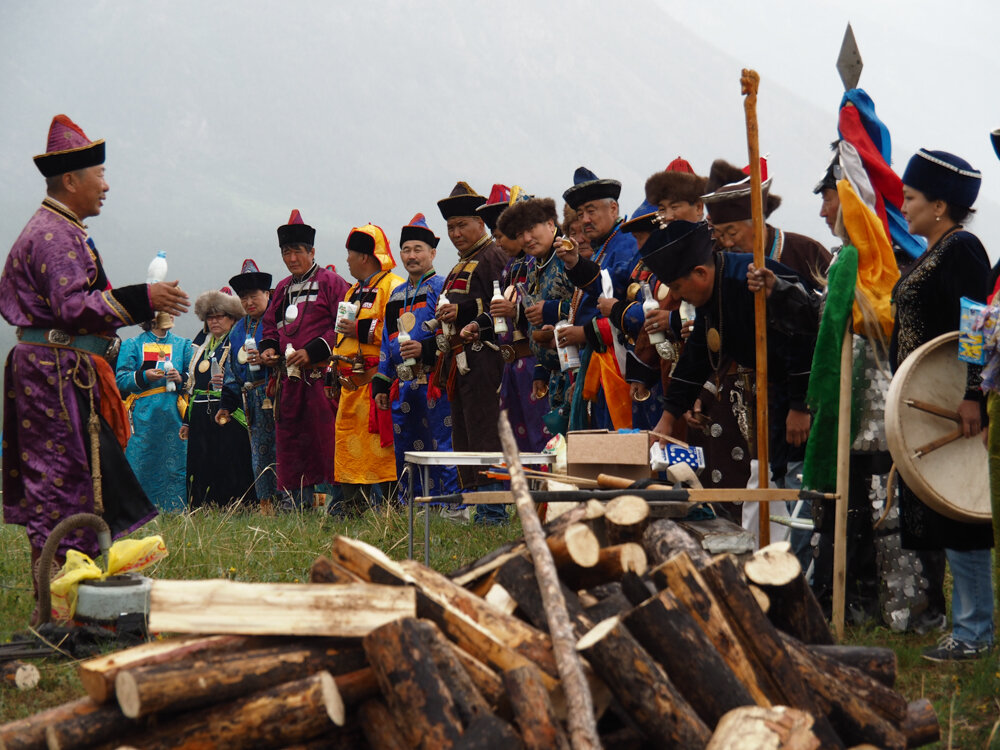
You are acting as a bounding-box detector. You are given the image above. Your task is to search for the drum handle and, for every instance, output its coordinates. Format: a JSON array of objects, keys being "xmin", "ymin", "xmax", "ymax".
[{"xmin": 874, "ymin": 463, "xmax": 898, "ymax": 531}]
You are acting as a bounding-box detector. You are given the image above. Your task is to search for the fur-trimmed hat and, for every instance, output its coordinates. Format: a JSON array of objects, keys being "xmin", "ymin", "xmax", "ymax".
[
  {"xmin": 346, "ymin": 223, "xmax": 396, "ymax": 271},
  {"xmin": 194, "ymin": 289, "xmax": 245, "ymax": 322},
  {"xmin": 34, "ymin": 114, "xmax": 105, "ymax": 178},
  {"xmin": 561, "ymin": 203, "xmax": 579, "ymax": 234},
  {"xmin": 645, "ymin": 170, "xmax": 708, "ymax": 206},
  {"xmin": 277, "ymin": 209, "xmax": 316, "ymax": 248},
  {"xmin": 400, "ymin": 213, "xmax": 440, "ymax": 248},
  {"xmin": 562, "ymin": 166, "xmax": 622, "ymax": 210},
  {"xmin": 902, "ymin": 149, "xmax": 981, "ymax": 209},
  {"xmin": 701, "ymin": 158, "xmax": 781, "ymax": 223},
  {"xmin": 496, "ymin": 197, "xmax": 558, "ymax": 240},
  {"xmin": 437, "ymin": 181, "xmax": 486, "ymax": 220}
]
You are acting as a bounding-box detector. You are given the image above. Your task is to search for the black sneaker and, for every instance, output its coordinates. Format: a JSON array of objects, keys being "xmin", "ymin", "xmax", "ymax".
[{"xmin": 921, "ymin": 634, "xmax": 990, "ymax": 663}]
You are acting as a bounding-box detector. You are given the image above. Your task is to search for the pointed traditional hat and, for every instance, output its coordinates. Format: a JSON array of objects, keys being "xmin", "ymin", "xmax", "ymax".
[
  {"xmin": 562, "ymin": 166, "xmax": 622, "ymax": 210},
  {"xmin": 229, "ymin": 258, "xmax": 273, "ymax": 296},
  {"xmin": 400, "ymin": 213, "xmax": 440, "ymax": 248},
  {"xmin": 277, "ymin": 209, "xmax": 316, "ymax": 247},
  {"xmin": 437, "ymin": 181, "xmax": 487, "ymax": 220},
  {"xmin": 33, "ymin": 114, "xmax": 105, "ymax": 177},
  {"xmin": 346, "ymin": 223, "xmax": 396, "ymax": 271}
]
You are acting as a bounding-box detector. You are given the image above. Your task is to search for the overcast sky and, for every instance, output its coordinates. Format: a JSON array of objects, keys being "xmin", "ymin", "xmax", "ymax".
[{"xmin": 2, "ymin": 0, "xmax": 998, "ymax": 342}]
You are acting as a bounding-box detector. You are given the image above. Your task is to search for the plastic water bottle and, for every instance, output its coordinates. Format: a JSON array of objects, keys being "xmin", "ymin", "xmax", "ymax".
[
  {"xmin": 210, "ymin": 354, "xmax": 222, "ymax": 385},
  {"xmin": 437, "ymin": 291, "xmax": 454, "ymax": 337},
  {"xmin": 642, "ymin": 280, "xmax": 665, "ymax": 344},
  {"xmin": 680, "ymin": 301, "xmax": 696, "ymax": 324},
  {"xmin": 146, "ymin": 251, "xmax": 167, "ymax": 285},
  {"xmin": 244, "ymin": 334, "xmax": 260, "ymax": 374},
  {"xmin": 491, "ymin": 280, "xmax": 508, "ymax": 336},
  {"xmin": 397, "ymin": 329, "xmax": 416, "ymax": 367},
  {"xmin": 285, "ymin": 343, "xmax": 301, "ymax": 379},
  {"xmin": 163, "ymin": 358, "xmax": 176, "ymax": 392}
]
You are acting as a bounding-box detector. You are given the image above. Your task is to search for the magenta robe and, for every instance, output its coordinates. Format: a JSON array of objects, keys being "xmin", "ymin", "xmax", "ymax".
[
  {"xmin": 259, "ymin": 263, "xmax": 349, "ymax": 491},
  {"xmin": 1, "ymin": 199, "xmax": 154, "ymax": 556}
]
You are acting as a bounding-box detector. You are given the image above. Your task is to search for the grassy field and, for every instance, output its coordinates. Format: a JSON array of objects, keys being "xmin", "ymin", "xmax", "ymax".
[{"xmin": 1, "ymin": 507, "xmax": 997, "ymax": 747}]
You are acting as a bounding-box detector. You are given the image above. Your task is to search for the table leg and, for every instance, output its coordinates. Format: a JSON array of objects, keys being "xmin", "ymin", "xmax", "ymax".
[
  {"xmin": 424, "ymin": 466, "xmax": 431, "ymax": 566},
  {"xmin": 407, "ymin": 462, "xmax": 414, "ymax": 560}
]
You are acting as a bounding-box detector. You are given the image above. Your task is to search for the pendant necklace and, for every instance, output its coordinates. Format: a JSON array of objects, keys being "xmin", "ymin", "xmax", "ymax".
[
  {"xmin": 285, "ymin": 265, "xmax": 318, "ymax": 325},
  {"xmin": 706, "ymin": 254, "xmax": 724, "ymax": 371}
]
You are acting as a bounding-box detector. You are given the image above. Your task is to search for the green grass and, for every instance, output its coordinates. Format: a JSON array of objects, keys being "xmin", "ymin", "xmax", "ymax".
[{"xmin": 1, "ymin": 508, "xmax": 997, "ymax": 748}]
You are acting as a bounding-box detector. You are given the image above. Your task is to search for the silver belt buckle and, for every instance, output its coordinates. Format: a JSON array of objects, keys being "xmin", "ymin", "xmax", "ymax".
[{"xmin": 47, "ymin": 330, "xmax": 72, "ymax": 346}]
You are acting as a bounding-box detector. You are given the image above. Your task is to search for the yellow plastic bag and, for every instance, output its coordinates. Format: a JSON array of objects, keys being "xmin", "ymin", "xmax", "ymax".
[{"xmin": 48, "ymin": 536, "xmax": 168, "ymax": 621}]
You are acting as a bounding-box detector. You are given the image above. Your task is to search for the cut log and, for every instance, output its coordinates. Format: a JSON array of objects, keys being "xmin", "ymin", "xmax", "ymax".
[
  {"xmin": 782, "ymin": 635, "xmax": 905, "ymax": 749},
  {"xmin": 483, "ymin": 583, "xmax": 518, "ymax": 615},
  {"xmin": 649, "ymin": 552, "xmax": 772, "ymax": 706},
  {"xmin": 581, "ymin": 590, "xmax": 633, "ymax": 625},
  {"xmin": 309, "ymin": 555, "xmax": 364, "ymax": 584},
  {"xmin": 449, "ymin": 643, "xmax": 508, "ymax": 712},
  {"xmin": 424, "ymin": 621, "xmax": 492, "ymax": 728},
  {"xmin": 678, "ymin": 516, "xmax": 756, "ymax": 556},
  {"xmin": 503, "ymin": 665, "xmax": 570, "ymax": 750},
  {"xmin": 0, "ymin": 697, "xmax": 107, "ymax": 750},
  {"xmin": 642, "ymin": 518, "xmax": 712, "ymax": 570},
  {"xmin": 493, "ymin": 553, "xmax": 592, "ymax": 636},
  {"xmin": 545, "ymin": 522, "xmax": 601, "ymax": 569},
  {"xmin": 779, "ymin": 633, "xmax": 907, "ymax": 725},
  {"xmin": 453, "ymin": 714, "xmax": 523, "ymax": 750},
  {"xmin": 108, "ymin": 671, "xmax": 344, "ymax": 750},
  {"xmin": 115, "ymin": 642, "xmax": 366, "ymax": 718},
  {"xmin": 332, "ymin": 667, "xmax": 381, "ymax": 707},
  {"xmin": 0, "ymin": 660, "xmax": 39, "ymax": 690},
  {"xmin": 35, "ymin": 698, "xmax": 139, "ymax": 750},
  {"xmin": 362, "ymin": 618, "xmax": 464, "ymax": 750},
  {"xmin": 619, "ymin": 570, "xmax": 655, "ymax": 606},
  {"xmin": 622, "ymin": 588, "xmax": 755, "ymax": 729},
  {"xmin": 448, "ymin": 500, "xmax": 605, "ymax": 589},
  {"xmin": 359, "ymin": 698, "xmax": 411, "ymax": 750},
  {"xmin": 806, "ymin": 645, "xmax": 896, "ymax": 687},
  {"xmin": 603, "ymin": 495, "xmax": 650, "ymax": 545},
  {"xmin": 560, "ymin": 543, "xmax": 647, "ymax": 591},
  {"xmin": 78, "ymin": 634, "xmax": 255, "ymax": 703},
  {"xmin": 575, "ymin": 615, "xmax": 711, "ymax": 747},
  {"xmin": 147, "ymin": 580, "xmax": 415, "ymax": 637},
  {"xmin": 330, "ymin": 535, "xmax": 414, "ymax": 585},
  {"xmin": 399, "ymin": 559, "xmax": 559, "ymax": 679},
  {"xmin": 900, "ymin": 698, "xmax": 939, "ymax": 748},
  {"xmin": 706, "ymin": 705, "xmax": 820, "ymax": 750},
  {"xmin": 744, "ymin": 544, "xmax": 834, "ymax": 645}
]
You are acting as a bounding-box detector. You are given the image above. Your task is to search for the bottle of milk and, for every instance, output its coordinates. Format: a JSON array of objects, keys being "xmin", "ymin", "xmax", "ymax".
[{"xmin": 641, "ymin": 281, "xmax": 665, "ymax": 344}]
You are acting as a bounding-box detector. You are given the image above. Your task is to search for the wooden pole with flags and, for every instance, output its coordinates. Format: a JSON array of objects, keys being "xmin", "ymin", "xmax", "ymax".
[{"xmin": 741, "ymin": 69, "xmax": 770, "ymax": 547}]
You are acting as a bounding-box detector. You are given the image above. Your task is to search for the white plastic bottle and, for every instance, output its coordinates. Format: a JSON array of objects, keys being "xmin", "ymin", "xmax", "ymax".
[
  {"xmin": 163, "ymin": 357, "xmax": 176, "ymax": 392},
  {"xmin": 244, "ymin": 334, "xmax": 260, "ymax": 374},
  {"xmin": 437, "ymin": 291, "xmax": 454, "ymax": 337},
  {"xmin": 210, "ymin": 354, "xmax": 222, "ymax": 385},
  {"xmin": 680, "ymin": 301, "xmax": 696, "ymax": 325},
  {"xmin": 146, "ymin": 251, "xmax": 167, "ymax": 285},
  {"xmin": 285, "ymin": 343, "xmax": 301, "ymax": 379},
  {"xmin": 397, "ymin": 329, "xmax": 416, "ymax": 367},
  {"xmin": 642, "ymin": 281, "xmax": 665, "ymax": 344},
  {"xmin": 491, "ymin": 280, "xmax": 508, "ymax": 336}
]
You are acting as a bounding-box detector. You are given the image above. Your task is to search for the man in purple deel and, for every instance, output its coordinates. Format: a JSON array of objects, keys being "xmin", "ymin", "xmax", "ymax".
[{"xmin": 1, "ymin": 114, "xmax": 189, "ymax": 601}]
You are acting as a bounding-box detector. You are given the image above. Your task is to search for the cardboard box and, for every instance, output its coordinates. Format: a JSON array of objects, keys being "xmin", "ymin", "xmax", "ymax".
[{"xmin": 566, "ymin": 430, "xmax": 652, "ymax": 482}]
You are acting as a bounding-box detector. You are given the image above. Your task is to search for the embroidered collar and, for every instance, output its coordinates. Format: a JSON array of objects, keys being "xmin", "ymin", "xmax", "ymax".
[{"xmin": 41, "ymin": 196, "xmax": 85, "ymax": 230}]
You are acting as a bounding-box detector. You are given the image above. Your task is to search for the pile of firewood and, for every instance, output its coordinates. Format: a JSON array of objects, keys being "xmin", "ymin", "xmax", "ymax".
[{"xmin": 0, "ymin": 495, "xmax": 938, "ymax": 750}]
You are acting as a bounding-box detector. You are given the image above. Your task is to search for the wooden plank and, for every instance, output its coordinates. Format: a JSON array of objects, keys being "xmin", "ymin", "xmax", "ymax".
[{"xmin": 147, "ymin": 580, "xmax": 415, "ymax": 637}]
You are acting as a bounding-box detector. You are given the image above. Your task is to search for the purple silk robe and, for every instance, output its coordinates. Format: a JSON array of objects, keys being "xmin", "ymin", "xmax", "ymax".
[
  {"xmin": 1, "ymin": 199, "xmax": 154, "ymax": 556},
  {"xmin": 259, "ymin": 263, "xmax": 349, "ymax": 491}
]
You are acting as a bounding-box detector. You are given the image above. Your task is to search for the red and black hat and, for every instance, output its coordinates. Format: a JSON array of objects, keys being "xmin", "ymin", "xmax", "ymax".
[
  {"xmin": 277, "ymin": 209, "xmax": 316, "ymax": 247},
  {"xmin": 33, "ymin": 114, "xmax": 105, "ymax": 177},
  {"xmin": 400, "ymin": 213, "xmax": 440, "ymax": 248}
]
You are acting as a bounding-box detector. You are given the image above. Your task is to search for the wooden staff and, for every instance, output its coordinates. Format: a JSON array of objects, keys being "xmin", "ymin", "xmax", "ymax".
[
  {"xmin": 832, "ymin": 327, "xmax": 853, "ymax": 639},
  {"xmin": 497, "ymin": 409, "xmax": 601, "ymax": 750},
  {"xmin": 741, "ymin": 69, "xmax": 770, "ymax": 546}
]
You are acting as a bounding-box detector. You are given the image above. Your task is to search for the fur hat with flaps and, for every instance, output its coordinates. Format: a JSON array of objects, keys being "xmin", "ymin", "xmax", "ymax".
[
  {"xmin": 701, "ymin": 158, "xmax": 782, "ymax": 223},
  {"xmin": 346, "ymin": 223, "xmax": 396, "ymax": 271},
  {"xmin": 496, "ymin": 197, "xmax": 558, "ymax": 240},
  {"xmin": 644, "ymin": 157, "xmax": 708, "ymax": 206},
  {"xmin": 194, "ymin": 289, "xmax": 245, "ymax": 322}
]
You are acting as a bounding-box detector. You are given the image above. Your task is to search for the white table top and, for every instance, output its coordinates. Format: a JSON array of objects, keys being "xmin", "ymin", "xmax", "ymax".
[{"xmin": 403, "ymin": 451, "xmax": 555, "ymax": 466}]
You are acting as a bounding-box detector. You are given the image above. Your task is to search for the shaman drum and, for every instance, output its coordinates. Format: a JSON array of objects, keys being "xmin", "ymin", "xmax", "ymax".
[{"xmin": 885, "ymin": 331, "xmax": 990, "ymax": 522}]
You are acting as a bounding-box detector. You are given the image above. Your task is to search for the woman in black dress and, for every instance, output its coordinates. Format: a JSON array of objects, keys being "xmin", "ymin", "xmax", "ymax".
[
  {"xmin": 181, "ymin": 290, "xmax": 258, "ymax": 509},
  {"xmin": 892, "ymin": 148, "xmax": 994, "ymax": 661}
]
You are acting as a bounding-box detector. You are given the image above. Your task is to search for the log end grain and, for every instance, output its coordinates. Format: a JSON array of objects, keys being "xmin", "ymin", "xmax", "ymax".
[
  {"xmin": 744, "ymin": 545, "xmax": 801, "ymax": 587},
  {"xmin": 2, "ymin": 661, "xmax": 40, "ymax": 690},
  {"xmin": 115, "ymin": 670, "xmax": 142, "ymax": 719},
  {"xmin": 320, "ymin": 670, "xmax": 346, "ymax": 727},
  {"xmin": 563, "ymin": 523, "xmax": 600, "ymax": 567}
]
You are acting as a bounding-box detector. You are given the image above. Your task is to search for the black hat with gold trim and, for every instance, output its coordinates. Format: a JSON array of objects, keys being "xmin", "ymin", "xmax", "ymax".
[
  {"xmin": 639, "ymin": 220, "xmax": 715, "ymax": 284},
  {"xmin": 562, "ymin": 166, "xmax": 622, "ymax": 210},
  {"xmin": 33, "ymin": 114, "xmax": 105, "ymax": 178},
  {"xmin": 437, "ymin": 181, "xmax": 487, "ymax": 220}
]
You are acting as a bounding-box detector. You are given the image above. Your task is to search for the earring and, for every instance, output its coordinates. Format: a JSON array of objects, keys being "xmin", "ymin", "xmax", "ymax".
[{"xmin": 935, "ymin": 215, "xmax": 941, "ymax": 222}]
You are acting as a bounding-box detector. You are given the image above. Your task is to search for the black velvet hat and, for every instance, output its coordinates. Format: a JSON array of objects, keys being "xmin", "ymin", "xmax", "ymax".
[
  {"xmin": 437, "ymin": 181, "xmax": 487, "ymax": 220},
  {"xmin": 701, "ymin": 158, "xmax": 781, "ymax": 222},
  {"xmin": 229, "ymin": 258, "xmax": 272, "ymax": 295},
  {"xmin": 477, "ymin": 184, "xmax": 511, "ymax": 233},
  {"xmin": 639, "ymin": 220, "xmax": 715, "ymax": 284},
  {"xmin": 562, "ymin": 166, "xmax": 622, "ymax": 210},
  {"xmin": 992, "ymin": 130, "xmax": 1000, "ymax": 162},
  {"xmin": 621, "ymin": 199, "xmax": 659, "ymax": 235},
  {"xmin": 902, "ymin": 148, "xmax": 981, "ymax": 208},
  {"xmin": 277, "ymin": 209, "xmax": 316, "ymax": 247},
  {"xmin": 400, "ymin": 213, "xmax": 440, "ymax": 248}
]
